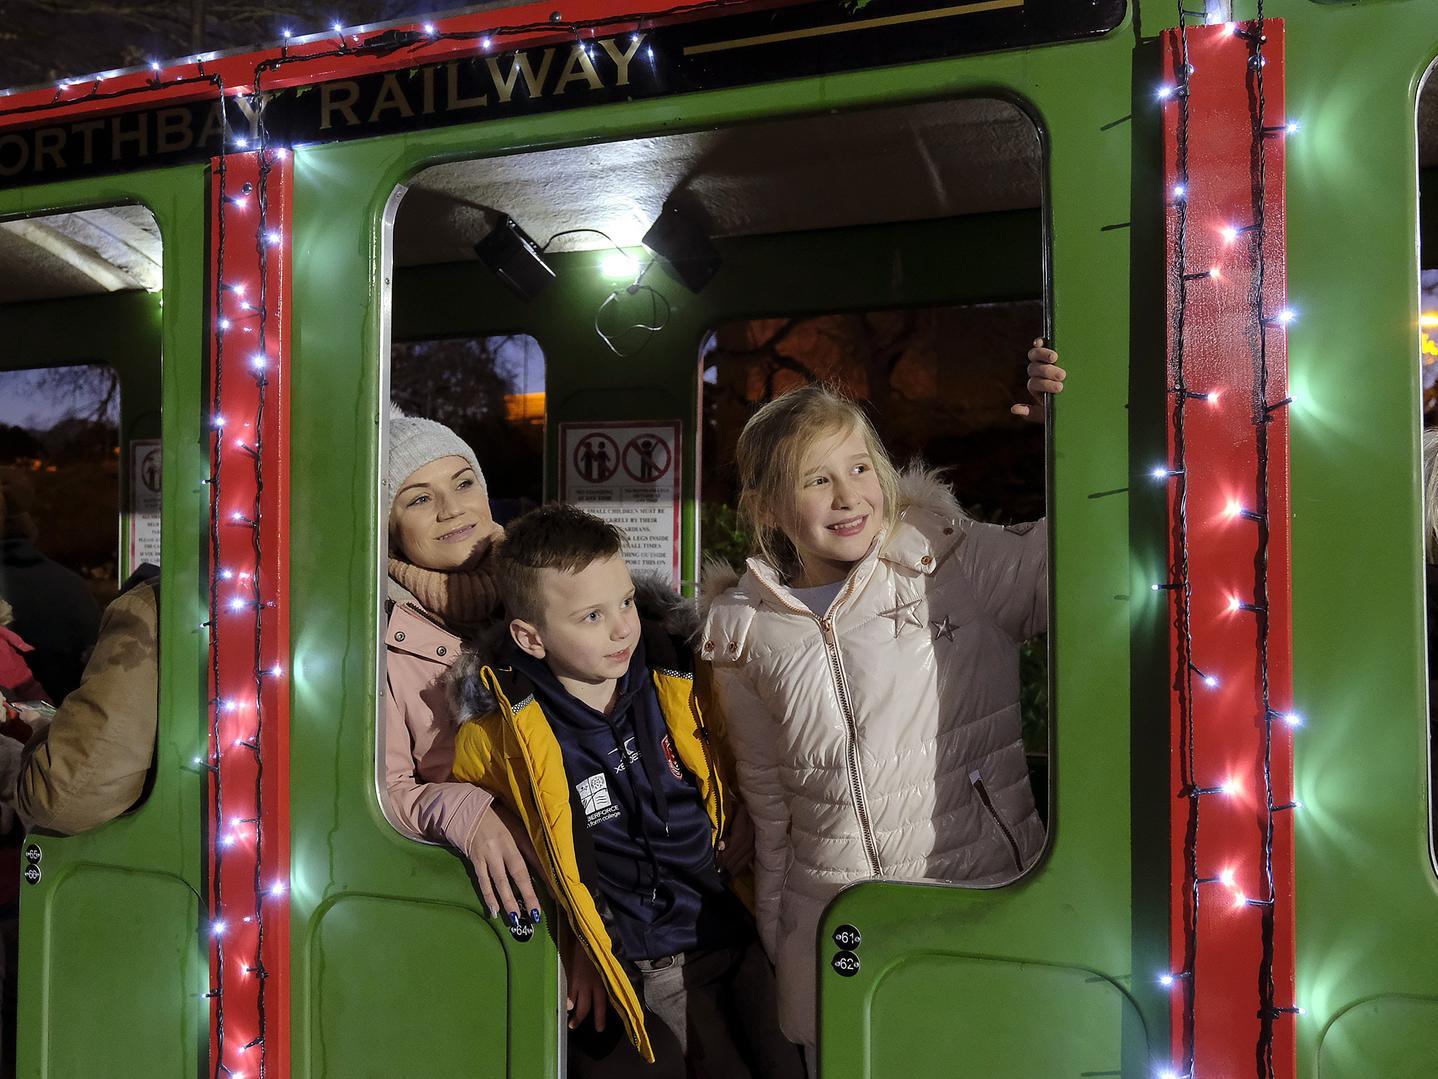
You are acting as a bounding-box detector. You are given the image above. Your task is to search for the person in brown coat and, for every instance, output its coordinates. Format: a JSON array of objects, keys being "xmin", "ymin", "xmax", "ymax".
[{"xmin": 14, "ymin": 571, "xmax": 157, "ymax": 835}]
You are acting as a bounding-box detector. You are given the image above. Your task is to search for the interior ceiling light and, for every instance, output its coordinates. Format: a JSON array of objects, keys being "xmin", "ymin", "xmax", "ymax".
[
  {"xmin": 641, "ymin": 203, "xmax": 721, "ymax": 293},
  {"xmin": 473, "ymin": 214, "xmax": 555, "ymax": 301}
]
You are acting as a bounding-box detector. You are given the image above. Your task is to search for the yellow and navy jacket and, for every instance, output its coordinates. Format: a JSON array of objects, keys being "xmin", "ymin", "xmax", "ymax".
[{"xmin": 446, "ymin": 584, "xmax": 745, "ymax": 1063}]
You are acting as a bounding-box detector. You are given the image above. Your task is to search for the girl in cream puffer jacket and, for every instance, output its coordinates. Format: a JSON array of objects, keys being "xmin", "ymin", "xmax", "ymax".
[{"xmin": 700, "ymin": 381, "xmax": 1057, "ymax": 1056}]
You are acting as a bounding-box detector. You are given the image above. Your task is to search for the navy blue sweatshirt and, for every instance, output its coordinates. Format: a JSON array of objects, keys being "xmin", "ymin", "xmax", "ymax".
[{"xmin": 510, "ymin": 637, "xmax": 745, "ymax": 962}]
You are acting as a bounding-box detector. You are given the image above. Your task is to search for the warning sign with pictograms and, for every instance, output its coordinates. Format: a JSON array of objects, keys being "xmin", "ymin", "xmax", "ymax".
[
  {"xmin": 126, "ymin": 438, "xmax": 162, "ymax": 577},
  {"xmin": 560, "ymin": 421, "xmax": 681, "ymax": 590}
]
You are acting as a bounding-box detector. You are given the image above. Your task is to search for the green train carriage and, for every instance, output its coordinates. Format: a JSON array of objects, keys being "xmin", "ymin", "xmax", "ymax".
[{"xmin": 0, "ymin": 1, "xmax": 1435, "ymax": 1075}]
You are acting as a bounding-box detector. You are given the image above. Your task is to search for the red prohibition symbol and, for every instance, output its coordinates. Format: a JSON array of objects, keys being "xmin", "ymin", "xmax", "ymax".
[
  {"xmin": 622, "ymin": 434, "xmax": 671, "ymax": 483},
  {"xmin": 574, "ymin": 433, "xmax": 620, "ymax": 484}
]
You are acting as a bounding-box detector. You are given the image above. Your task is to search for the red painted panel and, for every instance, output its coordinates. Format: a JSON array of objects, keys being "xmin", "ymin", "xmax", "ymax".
[
  {"xmin": 1160, "ymin": 18, "xmax": 1295, "ymax": 1079},
  {"xmin": 206, "ymin": 148, "xmax": 292, "ymax": 1079}
]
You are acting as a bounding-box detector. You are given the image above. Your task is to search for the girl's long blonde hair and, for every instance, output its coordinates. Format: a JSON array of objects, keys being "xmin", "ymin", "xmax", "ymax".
[{"xmin": 735, "ymin": 384, "xmax": 902, "ymax": 580}]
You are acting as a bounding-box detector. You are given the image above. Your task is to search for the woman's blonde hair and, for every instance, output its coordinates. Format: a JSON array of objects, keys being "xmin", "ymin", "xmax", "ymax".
[{"xmin": 735, "ymin": 383, "xmax": 901, "ymax": 579}]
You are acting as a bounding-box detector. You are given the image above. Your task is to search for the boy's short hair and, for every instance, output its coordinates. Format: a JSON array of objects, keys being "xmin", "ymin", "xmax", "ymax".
[{"xmin": 496, "ymin": 503, "xmax": 625, "ymax": 625}]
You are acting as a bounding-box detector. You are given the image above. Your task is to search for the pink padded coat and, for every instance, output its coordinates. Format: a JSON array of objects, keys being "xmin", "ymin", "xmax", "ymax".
[{"xmin": 382, "ymin": 600, "xmax": 492, "ymax": 851}]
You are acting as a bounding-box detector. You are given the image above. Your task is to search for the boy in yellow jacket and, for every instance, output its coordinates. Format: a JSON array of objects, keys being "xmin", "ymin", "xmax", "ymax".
[{"xmin": 448, "ymin": 504, "xmax": 800, "ymax": 1077}]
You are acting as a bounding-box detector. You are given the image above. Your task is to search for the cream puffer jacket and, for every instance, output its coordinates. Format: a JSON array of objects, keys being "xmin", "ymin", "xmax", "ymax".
[{"xmin": 700, "ymin": 470, "xmax": 1047, "ymax": 1048}]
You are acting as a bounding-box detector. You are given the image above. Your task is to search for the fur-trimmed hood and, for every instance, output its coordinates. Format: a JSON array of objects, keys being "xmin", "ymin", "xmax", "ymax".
[{"xmin": 445, "ymin": 575, "xmax": 697, "ymax": 725}]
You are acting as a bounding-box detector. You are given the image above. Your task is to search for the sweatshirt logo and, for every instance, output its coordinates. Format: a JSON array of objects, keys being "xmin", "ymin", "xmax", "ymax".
[
  {"xmin": 660, "ymin": 734, "xmax": 684, "ymax": 781},
  {"xmin": 607, "ymin": 736, "xmax": 641, "ymax": 773},
  {"xmin": 577, "ymin": 772, "xmax": 621, "ymax": 828}
]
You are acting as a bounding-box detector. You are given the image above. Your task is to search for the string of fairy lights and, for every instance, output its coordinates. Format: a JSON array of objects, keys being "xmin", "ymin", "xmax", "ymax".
[
  {"xmin": 205, "ymin": 84, "xmax": 286, "ymax": 1079},
  {"xmin": 1155, "ymin": 5, "xmax": 1298, "ymax": 1078}
]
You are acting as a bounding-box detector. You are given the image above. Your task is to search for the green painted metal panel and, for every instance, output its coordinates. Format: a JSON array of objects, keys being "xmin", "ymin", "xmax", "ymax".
[
  {"xmin": 36, "ymin": 865, "xmax": 203, "ymax": 1075},
  {"xmin": 1316, "ymin": 995, "xmax": 1438, "ymax": 1077},
  {"xmin": 308, "ymin": 895, "xmax": 526, "ymax": 1077},
  {"xmin": 857, "ymin": 953, "xmax": 1144, "ymax": 1076}
]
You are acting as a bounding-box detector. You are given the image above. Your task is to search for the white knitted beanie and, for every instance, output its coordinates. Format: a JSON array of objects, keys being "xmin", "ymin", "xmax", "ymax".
[{"xmin": 385, "ymin": 403, "xmax": 485, "ymax": 521}]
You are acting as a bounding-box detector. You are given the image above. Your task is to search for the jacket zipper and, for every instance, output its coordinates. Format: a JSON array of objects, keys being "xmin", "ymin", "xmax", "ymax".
[
  {"xmin": 692, "ymin": 714, "xmax": 727, "ymax": 843},
  {"xmin": 818, "ymin": 614, "xmax": 883, "ymax": 877},
  {"xmin": 747, "ymin": 570, "xmax": 884, "ymax": 876},
  {"xmin": 969, "ymin": 770, "xmax": 1024, "ymax": 873},
  {"xmin": 491, "ymin": 669, "xmax": 646, "ymax": 1051}
]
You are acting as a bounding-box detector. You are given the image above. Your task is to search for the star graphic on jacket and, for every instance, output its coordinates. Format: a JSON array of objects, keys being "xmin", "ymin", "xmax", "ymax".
[
  {"xmin": 878, "ymin": 597, "xmax": 924, "ymax": 637},
  {"xmin": 931, "ymin": 614, "xmax": 959, "ymax": 642}
]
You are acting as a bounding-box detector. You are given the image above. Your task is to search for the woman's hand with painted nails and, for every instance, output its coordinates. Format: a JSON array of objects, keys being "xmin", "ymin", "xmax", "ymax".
[{"xmin": 464, "ymin": 801, "xmax": 542, "ymax": 922}]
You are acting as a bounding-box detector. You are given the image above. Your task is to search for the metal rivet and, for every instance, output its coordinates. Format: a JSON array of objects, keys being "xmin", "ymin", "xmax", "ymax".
[
  {"xmin": 393, "ymin": 630, "xmax": 405, "ymax": 642},
  {"xmin": 703, "ymin": 640, "xmax": 714, "ymax": 652},
  {"xmin": 437, "ymin": 645, "xmax": 447, "ymax": 657},
  {"xmin": 728, "ymin": 642, "xmax": 739, "ymax": 654},
  {"xmin": 920, "ymin": 555, "xmax": 933, "ymax": 566},
  {"xmin": 943, "ymin": 526, "xmax": 954, "ymax": 535}
]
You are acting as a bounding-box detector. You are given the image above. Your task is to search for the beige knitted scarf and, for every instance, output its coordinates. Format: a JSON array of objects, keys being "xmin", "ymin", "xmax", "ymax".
[{"xmin": 387, "ymin": 554, "xmax": 502, "ymax": 633}]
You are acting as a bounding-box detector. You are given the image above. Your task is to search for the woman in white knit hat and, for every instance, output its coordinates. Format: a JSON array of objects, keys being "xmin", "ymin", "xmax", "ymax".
[{"xmin": 382, "ymin": 405, "xmax": 541, "ymax": 927}]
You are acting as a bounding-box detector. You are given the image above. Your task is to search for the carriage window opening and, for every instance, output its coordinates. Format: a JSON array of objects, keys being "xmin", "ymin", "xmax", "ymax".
[
  {"xmin": 377, "ymin": 96, "xmax": 1050, "ymax": 898},
  {"xmin": 701, "ymin": 301, "xmax": 1051, "ymax": 823},
  {"xmin": 0, "ymin": 364, "xmax": 122, "ymax": 709},
  {"xmin": 0, "ymin": 203, "xmax": 161, "ymax": 715},
  {"xmin": 679, "ymin": 95, "xmax": 1052, "ymax": 888}
]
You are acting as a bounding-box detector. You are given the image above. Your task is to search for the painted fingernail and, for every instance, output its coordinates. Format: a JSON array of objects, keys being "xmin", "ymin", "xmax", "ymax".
[
  {"xmin": 507, "ymin": 912, "xmax": 520, "ymax": 928},
  {"xmin": 530, "ymin": 908, "xmax": 542, "ymax": 924}
]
